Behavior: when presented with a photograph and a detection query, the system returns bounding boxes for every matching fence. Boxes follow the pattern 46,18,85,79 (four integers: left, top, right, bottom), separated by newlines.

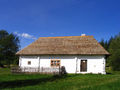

11,66,66,75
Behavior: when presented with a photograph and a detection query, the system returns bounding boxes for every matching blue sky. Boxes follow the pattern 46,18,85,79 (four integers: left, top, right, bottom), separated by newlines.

0,0,120,49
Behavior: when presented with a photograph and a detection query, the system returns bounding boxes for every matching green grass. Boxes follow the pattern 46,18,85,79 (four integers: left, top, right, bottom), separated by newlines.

0,68,120,90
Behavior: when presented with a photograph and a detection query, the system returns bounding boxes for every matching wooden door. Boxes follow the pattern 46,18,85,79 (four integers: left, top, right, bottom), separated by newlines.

80,60,87,72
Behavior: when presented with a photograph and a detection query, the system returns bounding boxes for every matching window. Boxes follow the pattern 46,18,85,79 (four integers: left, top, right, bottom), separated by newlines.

51,60,60,67
28,61,31,65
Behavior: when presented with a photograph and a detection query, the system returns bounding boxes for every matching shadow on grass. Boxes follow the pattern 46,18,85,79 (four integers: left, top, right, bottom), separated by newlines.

106,72,112,74
0,75,67,89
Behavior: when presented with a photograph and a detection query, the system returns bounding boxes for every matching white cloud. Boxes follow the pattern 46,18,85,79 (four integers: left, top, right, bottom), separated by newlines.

14,32,37,40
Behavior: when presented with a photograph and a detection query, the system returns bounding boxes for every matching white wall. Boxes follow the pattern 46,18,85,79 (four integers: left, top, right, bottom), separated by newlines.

77,56,106,74
19,56,39,68
19,55,106,74
40,56,76,73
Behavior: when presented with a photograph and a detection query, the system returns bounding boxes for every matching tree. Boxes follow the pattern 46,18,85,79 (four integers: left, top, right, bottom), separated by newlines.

108,33,120,70
99,39,108,50
0,30,20,67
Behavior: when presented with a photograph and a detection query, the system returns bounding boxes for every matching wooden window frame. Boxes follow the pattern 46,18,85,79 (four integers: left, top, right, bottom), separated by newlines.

28,61,31,65
51,59,60,67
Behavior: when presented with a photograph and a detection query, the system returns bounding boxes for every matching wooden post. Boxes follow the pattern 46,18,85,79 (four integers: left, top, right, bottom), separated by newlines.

59,66,61,75
75,56,78,74
38,56,40,72
24,67,25,73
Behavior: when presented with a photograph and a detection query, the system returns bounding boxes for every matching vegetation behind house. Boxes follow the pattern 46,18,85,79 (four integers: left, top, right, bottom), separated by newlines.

100,33,120,71
0,30,20,67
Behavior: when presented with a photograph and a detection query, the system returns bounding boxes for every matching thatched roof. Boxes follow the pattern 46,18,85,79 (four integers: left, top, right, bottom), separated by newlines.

16,36,109,55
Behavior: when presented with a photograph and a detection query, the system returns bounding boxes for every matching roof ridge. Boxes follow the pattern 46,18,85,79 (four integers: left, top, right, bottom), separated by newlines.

38,35,93,39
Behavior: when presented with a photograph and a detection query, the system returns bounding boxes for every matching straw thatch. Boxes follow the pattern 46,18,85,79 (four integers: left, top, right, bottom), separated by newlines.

16,36,109,55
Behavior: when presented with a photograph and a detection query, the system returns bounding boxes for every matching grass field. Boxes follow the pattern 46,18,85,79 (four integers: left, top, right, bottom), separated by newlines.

0,68,120,90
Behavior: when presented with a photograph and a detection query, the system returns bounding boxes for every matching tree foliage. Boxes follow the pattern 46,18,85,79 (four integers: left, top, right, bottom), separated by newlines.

108,33,120,70
0,30,20,67
100,33,120,71
100,39,109,50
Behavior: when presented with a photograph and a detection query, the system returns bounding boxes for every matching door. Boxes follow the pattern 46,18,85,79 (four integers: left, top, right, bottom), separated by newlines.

80,60,87,72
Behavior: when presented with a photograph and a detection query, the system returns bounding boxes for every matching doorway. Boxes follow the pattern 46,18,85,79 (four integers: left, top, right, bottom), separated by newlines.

80,60,87,72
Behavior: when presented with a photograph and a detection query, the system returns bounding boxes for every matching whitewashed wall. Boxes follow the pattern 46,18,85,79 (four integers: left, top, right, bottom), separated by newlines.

38,56,76,73
19,55,106,74
19,56,39,68
77,56,106,74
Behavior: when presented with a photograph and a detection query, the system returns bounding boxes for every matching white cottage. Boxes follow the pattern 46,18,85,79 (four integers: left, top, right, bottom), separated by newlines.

16,35,109,74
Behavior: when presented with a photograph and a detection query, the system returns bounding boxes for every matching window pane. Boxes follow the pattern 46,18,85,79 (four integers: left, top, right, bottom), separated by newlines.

51,60,60,67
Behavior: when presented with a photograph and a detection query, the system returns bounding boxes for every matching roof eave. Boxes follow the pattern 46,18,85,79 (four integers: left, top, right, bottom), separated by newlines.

16,53,110,56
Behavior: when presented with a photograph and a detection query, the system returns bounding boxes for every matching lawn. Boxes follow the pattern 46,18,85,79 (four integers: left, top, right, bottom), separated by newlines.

0,68,120,90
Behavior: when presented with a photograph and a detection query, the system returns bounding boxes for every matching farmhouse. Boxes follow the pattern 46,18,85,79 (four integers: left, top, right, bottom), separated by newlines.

16,34,109,74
